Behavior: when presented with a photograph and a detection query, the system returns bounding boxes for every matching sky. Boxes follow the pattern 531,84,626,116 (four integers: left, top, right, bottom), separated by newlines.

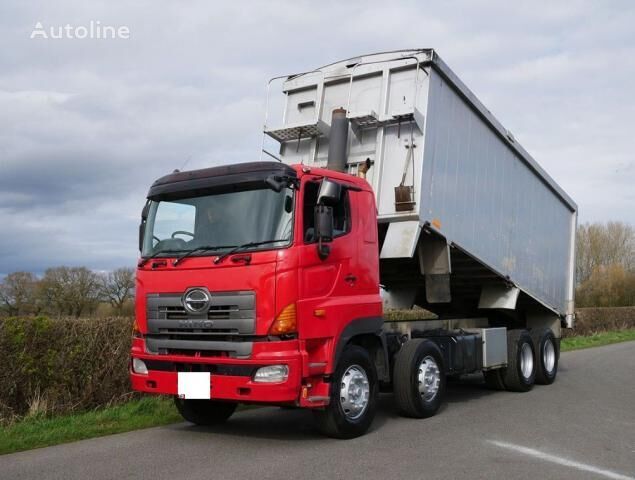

0,0,634,275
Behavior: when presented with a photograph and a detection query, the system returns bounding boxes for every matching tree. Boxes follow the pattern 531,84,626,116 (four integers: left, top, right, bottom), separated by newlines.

0,271,39,316
576,265,635,308
100,267,135,314
575,221,635,307
576,221,635,285
38,267,102,318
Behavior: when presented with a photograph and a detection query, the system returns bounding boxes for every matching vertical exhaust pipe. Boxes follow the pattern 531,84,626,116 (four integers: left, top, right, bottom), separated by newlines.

326,108,349,172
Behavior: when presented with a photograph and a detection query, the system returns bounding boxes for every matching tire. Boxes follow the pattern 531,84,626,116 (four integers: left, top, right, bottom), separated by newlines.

313,345,378,439
531,327,559,385
393,339,446,418
174,397,237,425
501,330,536,392
483,368,506,390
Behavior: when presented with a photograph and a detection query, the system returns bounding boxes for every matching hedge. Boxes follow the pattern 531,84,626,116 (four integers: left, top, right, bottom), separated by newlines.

0,317,132,423
567,307,635,337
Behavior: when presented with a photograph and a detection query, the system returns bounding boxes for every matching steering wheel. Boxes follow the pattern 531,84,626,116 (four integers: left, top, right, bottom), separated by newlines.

171,231,194,239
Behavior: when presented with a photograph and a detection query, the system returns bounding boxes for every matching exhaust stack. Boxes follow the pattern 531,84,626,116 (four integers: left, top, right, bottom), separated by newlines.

326,108,349,172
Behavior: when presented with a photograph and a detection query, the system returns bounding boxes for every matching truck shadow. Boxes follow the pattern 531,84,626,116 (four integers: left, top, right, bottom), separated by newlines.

170,373,498,441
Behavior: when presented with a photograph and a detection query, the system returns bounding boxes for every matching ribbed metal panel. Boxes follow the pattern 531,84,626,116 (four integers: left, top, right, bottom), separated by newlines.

421,70,575,313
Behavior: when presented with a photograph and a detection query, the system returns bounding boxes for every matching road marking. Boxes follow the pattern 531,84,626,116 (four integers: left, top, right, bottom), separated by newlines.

487,440,635,480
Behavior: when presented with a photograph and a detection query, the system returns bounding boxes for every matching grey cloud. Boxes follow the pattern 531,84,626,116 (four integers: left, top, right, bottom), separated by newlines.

0,0,634,275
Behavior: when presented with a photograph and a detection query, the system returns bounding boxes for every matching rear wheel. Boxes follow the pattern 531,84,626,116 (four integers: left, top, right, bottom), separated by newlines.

531,327,559,384
501,330,536,392
174,397,237,425
313,345,378,439
393,339,446,418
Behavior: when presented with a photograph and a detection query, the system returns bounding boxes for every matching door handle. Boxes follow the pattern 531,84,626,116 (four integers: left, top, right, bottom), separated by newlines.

345,274,357,283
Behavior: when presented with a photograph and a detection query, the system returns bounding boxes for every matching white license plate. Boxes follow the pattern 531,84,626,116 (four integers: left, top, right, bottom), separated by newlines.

177,372,211,399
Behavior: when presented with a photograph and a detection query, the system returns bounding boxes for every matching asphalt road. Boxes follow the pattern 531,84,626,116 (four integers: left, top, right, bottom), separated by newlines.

3,342,635,480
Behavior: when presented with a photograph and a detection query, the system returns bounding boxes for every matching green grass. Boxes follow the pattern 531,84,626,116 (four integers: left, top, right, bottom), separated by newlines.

561,328,635,352
0,396,180,456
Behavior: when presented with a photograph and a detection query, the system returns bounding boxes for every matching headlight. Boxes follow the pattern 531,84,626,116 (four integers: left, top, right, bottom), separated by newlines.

132,358,148,375
253,365,289,383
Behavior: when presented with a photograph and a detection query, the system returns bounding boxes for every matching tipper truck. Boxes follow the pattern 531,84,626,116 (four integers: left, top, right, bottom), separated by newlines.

131,49,577,438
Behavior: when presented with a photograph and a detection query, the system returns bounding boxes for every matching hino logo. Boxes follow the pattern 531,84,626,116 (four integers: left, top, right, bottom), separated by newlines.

182,288,211,313
178,319,214,329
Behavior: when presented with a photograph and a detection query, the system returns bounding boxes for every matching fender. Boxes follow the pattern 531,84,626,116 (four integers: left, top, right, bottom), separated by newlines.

332,316,390,383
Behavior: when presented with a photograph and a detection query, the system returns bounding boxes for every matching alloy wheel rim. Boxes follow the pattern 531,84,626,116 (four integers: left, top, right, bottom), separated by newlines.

543,339,556,374
417,356,441,402
339,365,370,420
520,342,534,379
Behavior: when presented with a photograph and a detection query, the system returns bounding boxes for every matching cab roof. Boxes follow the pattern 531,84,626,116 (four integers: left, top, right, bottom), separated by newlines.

147,161,296,200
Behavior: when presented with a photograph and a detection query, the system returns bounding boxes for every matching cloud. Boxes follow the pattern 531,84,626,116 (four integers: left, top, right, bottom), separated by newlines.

0,0,634,274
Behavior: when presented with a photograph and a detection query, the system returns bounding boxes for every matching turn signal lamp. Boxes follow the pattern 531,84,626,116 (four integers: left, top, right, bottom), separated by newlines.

132,319,141,338
269,303,297,335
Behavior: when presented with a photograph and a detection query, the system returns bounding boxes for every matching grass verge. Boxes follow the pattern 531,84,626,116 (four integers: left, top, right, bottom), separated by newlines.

561,328,635,352
0,396,180,456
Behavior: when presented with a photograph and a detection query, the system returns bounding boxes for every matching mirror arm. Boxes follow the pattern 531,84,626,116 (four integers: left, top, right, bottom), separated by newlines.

317,237,330,260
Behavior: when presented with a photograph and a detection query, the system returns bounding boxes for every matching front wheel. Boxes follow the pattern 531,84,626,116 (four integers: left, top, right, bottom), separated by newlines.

313,345,378,439
174,397,237,425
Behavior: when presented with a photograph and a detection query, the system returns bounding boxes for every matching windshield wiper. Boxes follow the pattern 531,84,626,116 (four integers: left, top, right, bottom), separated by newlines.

138,249,186,267
213,238,289,265
172,245,237,266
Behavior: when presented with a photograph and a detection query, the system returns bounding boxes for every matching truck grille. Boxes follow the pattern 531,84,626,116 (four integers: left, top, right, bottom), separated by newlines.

158,304,241,321
145,291,255,357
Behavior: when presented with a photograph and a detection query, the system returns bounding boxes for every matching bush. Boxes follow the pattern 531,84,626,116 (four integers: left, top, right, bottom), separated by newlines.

566,307,635,337
0,316,132,423
576,265,635,307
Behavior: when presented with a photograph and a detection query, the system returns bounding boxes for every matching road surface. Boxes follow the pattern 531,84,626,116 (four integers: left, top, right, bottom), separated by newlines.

3,342,635,480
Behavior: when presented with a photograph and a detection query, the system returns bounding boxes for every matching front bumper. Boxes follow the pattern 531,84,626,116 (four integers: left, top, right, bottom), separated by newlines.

130,337,303,404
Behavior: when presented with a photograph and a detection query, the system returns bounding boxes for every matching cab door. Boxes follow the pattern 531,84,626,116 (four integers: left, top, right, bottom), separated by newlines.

296,175,359,343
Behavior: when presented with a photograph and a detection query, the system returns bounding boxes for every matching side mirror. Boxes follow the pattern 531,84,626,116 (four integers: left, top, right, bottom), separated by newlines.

314,205,334,259
317,179,341,206
139,222,145,252
139,201,150,252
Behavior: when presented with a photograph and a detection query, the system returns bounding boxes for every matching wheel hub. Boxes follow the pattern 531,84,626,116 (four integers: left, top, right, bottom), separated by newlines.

339,365,370,420
417,356,440,401
543,338,556,374
520,342,534,379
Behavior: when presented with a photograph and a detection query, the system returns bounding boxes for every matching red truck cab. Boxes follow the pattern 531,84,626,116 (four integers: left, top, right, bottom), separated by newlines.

131,161,386,437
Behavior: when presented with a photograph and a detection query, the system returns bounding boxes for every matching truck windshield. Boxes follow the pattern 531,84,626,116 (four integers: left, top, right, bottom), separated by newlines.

142,187,294,258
